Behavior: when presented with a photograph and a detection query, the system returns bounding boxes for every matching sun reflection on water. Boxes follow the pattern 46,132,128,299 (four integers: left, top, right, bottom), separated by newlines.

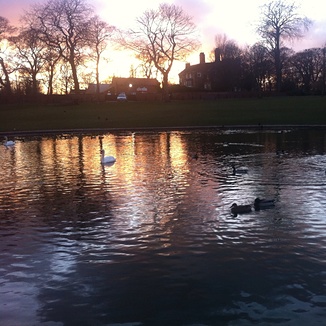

1,129,326,325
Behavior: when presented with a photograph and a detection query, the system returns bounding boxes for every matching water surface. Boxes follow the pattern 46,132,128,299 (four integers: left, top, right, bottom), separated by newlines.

1,128,326,325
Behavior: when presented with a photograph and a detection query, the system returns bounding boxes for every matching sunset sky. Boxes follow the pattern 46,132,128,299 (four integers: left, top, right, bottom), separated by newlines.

1,0,326,83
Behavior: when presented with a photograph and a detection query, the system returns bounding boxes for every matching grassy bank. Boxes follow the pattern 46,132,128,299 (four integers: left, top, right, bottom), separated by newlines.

1,96,326,133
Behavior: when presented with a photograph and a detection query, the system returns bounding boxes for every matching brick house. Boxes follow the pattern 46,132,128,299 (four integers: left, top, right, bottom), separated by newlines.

178,48,241,92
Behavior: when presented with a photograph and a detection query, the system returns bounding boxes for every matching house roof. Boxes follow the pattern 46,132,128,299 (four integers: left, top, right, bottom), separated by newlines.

86,83,111,94
179,62,216,76
112,77,160,86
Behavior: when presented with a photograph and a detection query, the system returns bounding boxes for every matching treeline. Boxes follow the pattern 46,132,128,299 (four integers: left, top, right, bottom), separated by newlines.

0,0,325,102
0,0,115,99
208,40,326,95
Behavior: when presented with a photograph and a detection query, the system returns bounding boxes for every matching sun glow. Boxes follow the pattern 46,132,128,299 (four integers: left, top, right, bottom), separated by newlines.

2,0,326,90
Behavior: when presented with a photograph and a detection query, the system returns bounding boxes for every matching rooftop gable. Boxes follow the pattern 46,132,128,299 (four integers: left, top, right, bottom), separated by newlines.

112,77,160,87
86,83,111,94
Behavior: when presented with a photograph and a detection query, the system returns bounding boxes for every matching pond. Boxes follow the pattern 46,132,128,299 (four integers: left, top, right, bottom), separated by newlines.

1,128,326,326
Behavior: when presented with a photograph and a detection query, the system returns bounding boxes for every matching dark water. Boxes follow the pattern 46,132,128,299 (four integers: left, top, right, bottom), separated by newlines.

1,128,326,326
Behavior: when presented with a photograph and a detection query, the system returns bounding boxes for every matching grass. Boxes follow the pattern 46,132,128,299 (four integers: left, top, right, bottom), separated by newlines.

1,96,326,133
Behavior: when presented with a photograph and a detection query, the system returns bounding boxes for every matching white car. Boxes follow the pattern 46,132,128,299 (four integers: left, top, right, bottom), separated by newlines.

117,92,127,101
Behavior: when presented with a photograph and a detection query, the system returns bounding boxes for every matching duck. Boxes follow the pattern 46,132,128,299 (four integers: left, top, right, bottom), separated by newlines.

254,197,275,210
230,203,252,215
100,149,116,164
232,164,248,175
191,153,199,160
3,136,15,147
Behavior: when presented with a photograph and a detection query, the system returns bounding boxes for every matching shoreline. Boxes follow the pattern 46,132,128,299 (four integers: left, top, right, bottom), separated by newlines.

1,124,326,137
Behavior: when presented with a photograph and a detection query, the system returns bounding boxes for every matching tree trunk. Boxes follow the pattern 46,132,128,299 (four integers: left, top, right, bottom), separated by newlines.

48,69,54,95
274,30,282,92
70,57,79,94
0,58,12,95
96,57,100,98
47,64,55,95
323,48,326,96
162,72,169,101
275,53,282,92
32,73,38,95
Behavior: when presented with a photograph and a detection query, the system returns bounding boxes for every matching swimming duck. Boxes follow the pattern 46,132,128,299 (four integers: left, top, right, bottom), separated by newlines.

230,203,252,215
254,197,275,210
232,164,248,175
100,149,116,164
3,136,15,147
191,153,199,160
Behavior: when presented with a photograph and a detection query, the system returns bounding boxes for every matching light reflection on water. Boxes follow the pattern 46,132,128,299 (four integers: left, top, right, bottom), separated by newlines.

1,128,326,325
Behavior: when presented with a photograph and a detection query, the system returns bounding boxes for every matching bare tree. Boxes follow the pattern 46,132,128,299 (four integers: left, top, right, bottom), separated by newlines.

119,3,200,99
59,61,74,94
322,46,326,95
9,28,47,95
0,16,15,95
211,34,242,61
291,48,324,93
0,17,13,39
243,43,274,91
86,15,115,96
43,47,62,95
25,0,94,94
135,50,158,79
257,0,312,91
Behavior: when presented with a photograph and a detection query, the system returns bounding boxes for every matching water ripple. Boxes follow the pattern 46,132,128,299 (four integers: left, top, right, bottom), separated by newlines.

1,130,326,325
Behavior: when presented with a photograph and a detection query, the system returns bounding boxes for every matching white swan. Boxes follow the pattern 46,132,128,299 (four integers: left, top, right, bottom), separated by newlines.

100,149,116,164
3,136,15,147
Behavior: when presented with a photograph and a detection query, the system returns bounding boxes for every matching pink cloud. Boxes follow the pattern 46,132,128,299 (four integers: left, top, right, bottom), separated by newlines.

173,0,213,24
1,0,36,25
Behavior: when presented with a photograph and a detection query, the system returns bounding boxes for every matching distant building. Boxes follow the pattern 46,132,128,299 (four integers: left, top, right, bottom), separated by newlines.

178,48,241,92
111,77,160,95
85,83,111,94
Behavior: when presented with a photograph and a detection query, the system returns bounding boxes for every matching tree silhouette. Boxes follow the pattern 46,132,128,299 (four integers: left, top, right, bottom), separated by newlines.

118,3,200,100
9,28,47,95
86,15,115,96
257,0,312,92
0,16,15,95
211,34,242,61
25,0,94,94
291,48,324,93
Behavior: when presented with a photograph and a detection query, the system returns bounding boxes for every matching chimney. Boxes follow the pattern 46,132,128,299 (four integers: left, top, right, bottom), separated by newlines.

185,62,190,69
215,48,221,62
200,52,205,64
